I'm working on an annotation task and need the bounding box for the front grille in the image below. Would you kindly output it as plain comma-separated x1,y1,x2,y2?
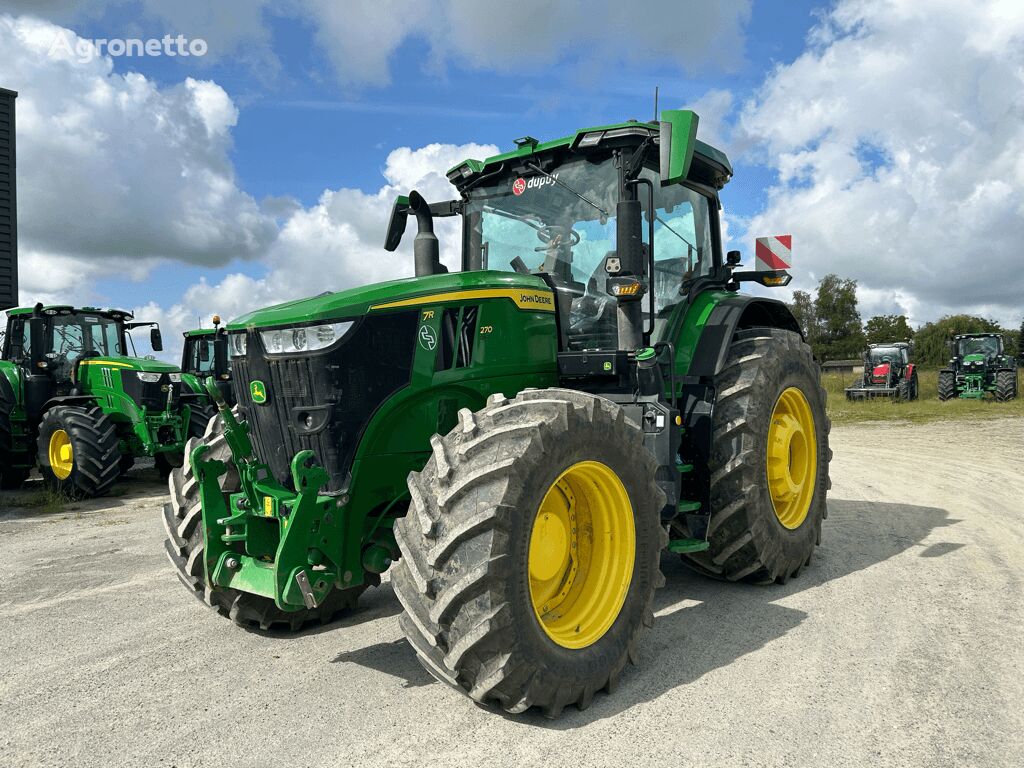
232,311,418,493
121,375,181,411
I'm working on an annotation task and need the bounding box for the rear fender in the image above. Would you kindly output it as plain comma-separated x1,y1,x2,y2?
687,296,802,379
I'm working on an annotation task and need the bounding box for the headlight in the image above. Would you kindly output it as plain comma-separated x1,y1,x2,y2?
137,372,162,383
230,333,247,357
168,373,182,383
260,322,353,355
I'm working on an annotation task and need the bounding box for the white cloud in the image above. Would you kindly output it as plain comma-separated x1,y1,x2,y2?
0,15,277,302
738,0,1024,327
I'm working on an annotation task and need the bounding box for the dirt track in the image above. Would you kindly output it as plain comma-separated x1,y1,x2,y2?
1,418,1022,767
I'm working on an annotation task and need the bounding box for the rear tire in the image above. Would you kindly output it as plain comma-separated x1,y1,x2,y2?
163,412,368,630
995,370,1018,401
910,371,920,401
938,370,956,401
188,402,217,440
392,389,665,717
36,406,120,498
897,379,912,402
675,328,830,584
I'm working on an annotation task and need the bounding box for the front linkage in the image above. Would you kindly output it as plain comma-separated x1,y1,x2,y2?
192,379,387,612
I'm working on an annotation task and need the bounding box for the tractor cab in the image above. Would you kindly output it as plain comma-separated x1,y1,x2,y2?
867,343,910,366
956,334,1002,361
384,113,789,361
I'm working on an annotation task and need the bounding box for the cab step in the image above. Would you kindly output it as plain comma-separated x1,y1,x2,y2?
676,462,694,474
677,499,701,513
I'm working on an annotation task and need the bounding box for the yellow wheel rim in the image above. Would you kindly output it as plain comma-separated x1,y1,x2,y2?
49,429,74,481
528,460,635,649
767,387,817,529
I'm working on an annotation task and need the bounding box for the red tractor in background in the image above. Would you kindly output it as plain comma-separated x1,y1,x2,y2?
845,341,918,401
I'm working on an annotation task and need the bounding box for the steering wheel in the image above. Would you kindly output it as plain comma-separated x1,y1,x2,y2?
533,225,581,252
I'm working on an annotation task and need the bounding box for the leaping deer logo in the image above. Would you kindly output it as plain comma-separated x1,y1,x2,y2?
250,380,267,404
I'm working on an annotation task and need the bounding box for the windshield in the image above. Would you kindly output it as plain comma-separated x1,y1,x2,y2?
47,313,123,379
958,337,1000,358
464,153,715,349
868,347,904,364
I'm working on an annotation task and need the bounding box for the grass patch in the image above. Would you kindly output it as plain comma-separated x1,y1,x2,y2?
824,368,1024,425
4,487,74,515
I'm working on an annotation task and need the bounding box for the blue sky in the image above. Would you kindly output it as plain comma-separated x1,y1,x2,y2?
61,0,822,313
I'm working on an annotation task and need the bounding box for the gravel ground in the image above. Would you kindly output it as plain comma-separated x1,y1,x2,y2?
1,418,1021,768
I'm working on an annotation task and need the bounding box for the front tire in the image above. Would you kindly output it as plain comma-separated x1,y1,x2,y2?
163,413,367,630
392,389,665,717
188,402,217,440
995,370,1018,401
676,328,830,584
938,370,957,401
36,406,120,498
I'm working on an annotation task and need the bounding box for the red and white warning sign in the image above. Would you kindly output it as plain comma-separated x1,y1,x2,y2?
512,178,526,196
754,235,792,271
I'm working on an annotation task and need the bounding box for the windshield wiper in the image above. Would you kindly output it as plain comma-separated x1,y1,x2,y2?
482,205,545,232
654,214,697,251
525,163,609,219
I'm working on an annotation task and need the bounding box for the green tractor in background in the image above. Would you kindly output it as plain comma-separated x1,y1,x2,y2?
165,110,830,717
0,304,207,495
938,333,1018,401
179,316,235,435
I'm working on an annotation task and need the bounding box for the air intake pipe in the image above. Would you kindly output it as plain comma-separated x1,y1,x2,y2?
409,190,447,277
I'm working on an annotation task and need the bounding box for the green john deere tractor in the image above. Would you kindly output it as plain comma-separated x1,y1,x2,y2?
0,304,207,496
179,316,235,435
938,333,1018,401
164,110,831,717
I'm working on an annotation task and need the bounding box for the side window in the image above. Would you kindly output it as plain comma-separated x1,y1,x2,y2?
19,320,30,357
1,318,27,359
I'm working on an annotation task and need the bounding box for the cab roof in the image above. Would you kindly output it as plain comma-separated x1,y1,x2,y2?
447,119,733,191
183,328,217,338
6,305,133,320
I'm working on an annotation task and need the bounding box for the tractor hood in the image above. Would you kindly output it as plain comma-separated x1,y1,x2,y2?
226,271,551,330
962,353,988,364
78,355,181,374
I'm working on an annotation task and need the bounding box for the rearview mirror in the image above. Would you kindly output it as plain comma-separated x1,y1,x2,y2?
383,195,410,252
150,327,163,352
659,109,699,186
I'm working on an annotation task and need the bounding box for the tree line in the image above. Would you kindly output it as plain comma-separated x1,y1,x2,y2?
789,274,1022,367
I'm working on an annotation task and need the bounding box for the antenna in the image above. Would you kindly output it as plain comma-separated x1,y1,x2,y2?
653,86,659,122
